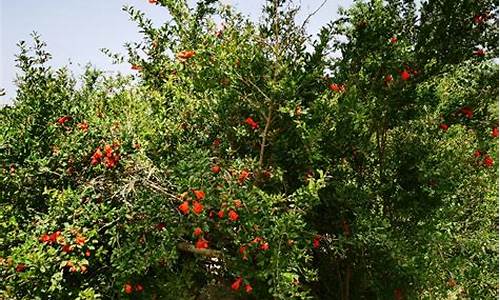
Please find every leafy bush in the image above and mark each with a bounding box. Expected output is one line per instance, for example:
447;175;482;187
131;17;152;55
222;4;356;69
0;0;498;299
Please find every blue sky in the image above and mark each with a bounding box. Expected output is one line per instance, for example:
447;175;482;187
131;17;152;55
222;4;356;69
0;0;352;105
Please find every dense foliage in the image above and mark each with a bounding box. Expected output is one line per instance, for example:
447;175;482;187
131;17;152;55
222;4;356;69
0;0;498;299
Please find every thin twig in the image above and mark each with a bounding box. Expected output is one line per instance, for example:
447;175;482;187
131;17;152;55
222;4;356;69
143;179;179;201
300;0;328;31
235;72;272;102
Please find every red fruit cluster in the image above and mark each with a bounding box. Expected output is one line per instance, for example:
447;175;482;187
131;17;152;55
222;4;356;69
178;190;205;215
91;144;120;169
245;117;259;129
252;236;270;251
40;231;89;256
231;277;252;293
473;150;494;168
124;282;144;294
64;260;89;274
39;230;62;245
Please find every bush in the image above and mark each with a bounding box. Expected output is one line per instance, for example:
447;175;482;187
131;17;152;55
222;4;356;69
0;0;498;299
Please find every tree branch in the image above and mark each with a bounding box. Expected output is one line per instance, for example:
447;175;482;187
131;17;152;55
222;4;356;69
259;104;274;169
177;242;223;258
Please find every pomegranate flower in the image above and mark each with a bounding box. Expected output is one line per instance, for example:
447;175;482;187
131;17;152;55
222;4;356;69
329;83;341;92
104;144;113;157
192;201;204;215
15;264;26;272
49;231;62;244
439;124;449;132
193;190;205;201
211;165;221;174
313;235;321;249
401;70;410;81
238;169;250;184
178;201;189;215
124;283;133;294
484;155;494;167
62;244;73;253
231;277;243;291
491;127;498;138
39;234;50;243
260;242;269;251
57;116;71;125
195;238;209;249
75;234;86;246
193;227;203;237
245;117;259;129
251;237;262;244
460;107;473;119
91;148;103;166
473;14;484;24
245;284;253;294
228;209;239;221
212;138;221;147
177;50;196;61
77;121;89;132
131;64;142;71
384;74;393;84
135;284;144;292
